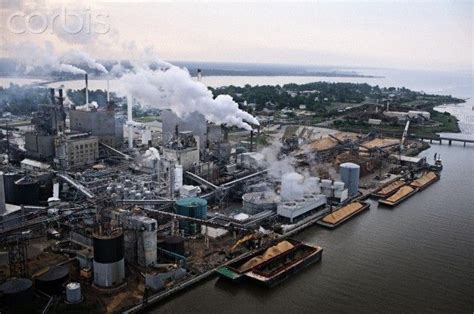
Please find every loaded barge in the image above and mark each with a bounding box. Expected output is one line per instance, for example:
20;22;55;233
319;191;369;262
409;171;440;190
317;201;370;229
378;185;418;207
216;239;322;287
371;179;406;198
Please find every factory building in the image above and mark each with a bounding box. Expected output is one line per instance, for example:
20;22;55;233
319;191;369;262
277;194;327;223
69;108;122;148
55;134;99;169
162;131;200;171
122;215;158;267
24;134;55;160
25;89;66;161
162;110;207;150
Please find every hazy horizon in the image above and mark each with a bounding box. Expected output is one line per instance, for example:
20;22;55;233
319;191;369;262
1;0;472;72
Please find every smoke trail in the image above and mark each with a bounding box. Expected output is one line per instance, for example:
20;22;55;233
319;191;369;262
58;64;86;75
61;50;108;73
7;42;108;75
118;63;259;130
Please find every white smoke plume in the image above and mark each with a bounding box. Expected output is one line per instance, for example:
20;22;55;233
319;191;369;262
6;42;109;75
61;50;108;73
118;63;259;130
260;142;296;179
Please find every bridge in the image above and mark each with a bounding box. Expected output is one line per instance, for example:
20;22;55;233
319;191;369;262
411;135;474;147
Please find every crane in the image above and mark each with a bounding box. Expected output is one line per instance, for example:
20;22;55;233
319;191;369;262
400;119;411;152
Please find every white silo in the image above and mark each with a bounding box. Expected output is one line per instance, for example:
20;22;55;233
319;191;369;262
340;162;360;197
174;164;183;192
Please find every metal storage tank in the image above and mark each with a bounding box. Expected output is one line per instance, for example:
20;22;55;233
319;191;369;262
0;172;5;213
34;265;69;295
334;181;345;191
340;162;360;197
92;229;125;288
175;197;207;234
0;278;33;305
242;192;280;214
14;177;40;205
163;235;185;256
66;282;82;303
3;172;20;204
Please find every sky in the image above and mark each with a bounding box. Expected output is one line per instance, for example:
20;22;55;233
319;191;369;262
0;0;472;71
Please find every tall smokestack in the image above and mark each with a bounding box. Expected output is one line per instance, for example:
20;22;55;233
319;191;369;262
85;73;89;104
50;88;55;105
250;130;254;152
127;95;133;149
197;69;202;82
58;89;64;107
106;78;110;102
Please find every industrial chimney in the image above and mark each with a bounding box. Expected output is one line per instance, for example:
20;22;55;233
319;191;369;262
197;69;202;82
84;73;89;104
127;95;133;149
106;78;110;103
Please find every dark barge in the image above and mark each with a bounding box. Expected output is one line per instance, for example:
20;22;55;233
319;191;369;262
216;239;322;286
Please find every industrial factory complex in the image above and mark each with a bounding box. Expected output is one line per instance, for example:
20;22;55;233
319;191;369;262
0;75;446;313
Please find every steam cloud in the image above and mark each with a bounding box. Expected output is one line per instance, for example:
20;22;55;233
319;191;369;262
9;42;108;75
118;63;259;130
9;41;257;130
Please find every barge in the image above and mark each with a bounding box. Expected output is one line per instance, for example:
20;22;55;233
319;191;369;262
371;180;406;198
216;239;322;286
245;241;322;287
409;171;439;190
378;185;418;207
317;201;370;228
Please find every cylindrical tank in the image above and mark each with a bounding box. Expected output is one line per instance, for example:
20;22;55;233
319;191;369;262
0;172;5;213
174;164;183;192
164;235;185;256
175;197;207;234
66;282;82;303
3;172;20;204
334;181;345;191
0;278;33;305
242;192;280;214
34;265;69;295
93;230;125;288
320;179;332;187
340;162;360;197
14;177;40;205
281;172;304;200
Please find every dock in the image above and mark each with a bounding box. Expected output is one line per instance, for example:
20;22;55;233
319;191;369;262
413;135;474;147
